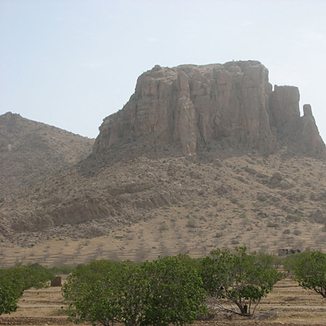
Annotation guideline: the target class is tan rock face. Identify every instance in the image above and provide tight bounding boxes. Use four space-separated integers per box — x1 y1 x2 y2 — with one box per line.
299 104 326 158
94 61 325 159
269 85 300 133
94 61 276 156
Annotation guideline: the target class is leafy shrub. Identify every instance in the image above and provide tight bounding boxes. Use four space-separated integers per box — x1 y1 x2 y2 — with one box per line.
200 247 284 316
141 256 207 325
286 250 326 298
0 263 54 315
63 256 207 326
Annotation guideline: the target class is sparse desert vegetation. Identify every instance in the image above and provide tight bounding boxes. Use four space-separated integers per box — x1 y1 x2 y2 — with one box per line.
1 153 326 268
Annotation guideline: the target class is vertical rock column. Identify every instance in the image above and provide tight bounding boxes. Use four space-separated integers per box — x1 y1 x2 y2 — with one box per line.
174 71 197 155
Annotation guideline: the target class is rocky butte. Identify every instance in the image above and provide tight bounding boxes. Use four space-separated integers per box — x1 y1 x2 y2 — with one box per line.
94 60 326 161
1 60 326 242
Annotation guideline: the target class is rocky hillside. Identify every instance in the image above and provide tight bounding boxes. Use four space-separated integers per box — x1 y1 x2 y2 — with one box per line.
0 61 326 264
1 152 326 265
0 112 94 198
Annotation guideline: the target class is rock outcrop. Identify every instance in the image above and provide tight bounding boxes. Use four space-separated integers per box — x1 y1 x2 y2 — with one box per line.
299 104 326 158
94 61 326 160
1 61 326 243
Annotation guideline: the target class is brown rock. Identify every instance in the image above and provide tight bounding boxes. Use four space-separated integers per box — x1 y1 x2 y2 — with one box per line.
93 61 326 161
310 209 326 224
303 104 313 116
216 184 229 195
299 104 326 159
269 172 283 187
213 159 223 167
293 229 301 235
93 61 277 157
269 85 300 133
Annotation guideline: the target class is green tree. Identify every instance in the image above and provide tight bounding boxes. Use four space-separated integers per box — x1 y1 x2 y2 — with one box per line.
289 250 326 298
12 263 55 290
63 257 207 326
0 263 54 316
0 284 19 315
117 261 149 326
141 255 207 326
200 247 284 316
63 260 124 326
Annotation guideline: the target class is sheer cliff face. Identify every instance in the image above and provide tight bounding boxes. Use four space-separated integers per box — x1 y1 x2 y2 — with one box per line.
94 61 325 159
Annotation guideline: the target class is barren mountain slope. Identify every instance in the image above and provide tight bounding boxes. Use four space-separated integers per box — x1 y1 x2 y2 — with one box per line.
1 150 326 266
0 112 94 198
1 61 326 266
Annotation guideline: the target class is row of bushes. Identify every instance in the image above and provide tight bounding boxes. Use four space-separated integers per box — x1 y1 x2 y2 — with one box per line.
63 255 207 326
62 247 284 325
62 248 326 325
283 249 326 298
1 248 325 326
0 263 54 315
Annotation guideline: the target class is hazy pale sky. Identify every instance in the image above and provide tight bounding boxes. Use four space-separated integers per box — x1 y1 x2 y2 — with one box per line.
1 0 326 142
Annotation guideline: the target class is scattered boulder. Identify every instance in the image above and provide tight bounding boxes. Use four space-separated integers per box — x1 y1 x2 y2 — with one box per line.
286 215 300 222
256 172 269 179
310 192 326 201
310 209 326 224
269 172 283 186
287 192 305 202
216 184 229 196
213 159 223 167
214 231 223 238
257 193 268 202
243 166 257 175
279 180 292 190
267 221 279 228
293 229 301 235
258 211 269 218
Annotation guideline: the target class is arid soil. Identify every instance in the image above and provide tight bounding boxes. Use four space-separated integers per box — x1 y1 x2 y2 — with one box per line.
1 152 326 268
0 276 325 326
